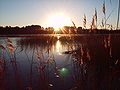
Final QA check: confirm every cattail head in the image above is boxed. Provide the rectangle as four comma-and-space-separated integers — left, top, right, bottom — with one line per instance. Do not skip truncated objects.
86, 51, 91, 61
8, 47, 14, 52
45, 58, 53, 63
83, 14, 86, 28
7, 43, 14, 49
7, 39, 12, 43
6, 39, 15, 52
6, 43, 14, 52
102, 19, 104, 27
35, 53, 42, 63
92, 15, 95, 26
95, 8, 97, 22
91, 15, 95, 30
102, 1, 106, 15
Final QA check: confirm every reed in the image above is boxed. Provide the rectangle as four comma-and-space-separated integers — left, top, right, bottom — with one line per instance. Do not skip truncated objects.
0, 38, 23, 90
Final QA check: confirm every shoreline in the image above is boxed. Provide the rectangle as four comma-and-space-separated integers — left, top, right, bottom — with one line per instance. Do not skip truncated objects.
1, 33, 120, 37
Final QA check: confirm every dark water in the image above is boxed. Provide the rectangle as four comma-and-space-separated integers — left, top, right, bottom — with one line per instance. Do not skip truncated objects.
0, 34, 120, 90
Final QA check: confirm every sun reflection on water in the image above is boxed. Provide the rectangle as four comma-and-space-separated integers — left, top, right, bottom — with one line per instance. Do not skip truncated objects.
56, 40, 62, 55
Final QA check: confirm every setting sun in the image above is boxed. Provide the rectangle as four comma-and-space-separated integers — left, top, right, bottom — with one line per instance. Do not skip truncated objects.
47, 13, 71, 30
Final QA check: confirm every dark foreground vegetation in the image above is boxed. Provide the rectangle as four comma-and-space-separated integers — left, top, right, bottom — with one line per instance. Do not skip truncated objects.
0, 35, 120, 90
0, 25, 120, 35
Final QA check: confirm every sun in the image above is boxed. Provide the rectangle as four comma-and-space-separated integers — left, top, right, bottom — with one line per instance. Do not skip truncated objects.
47, 13, 71, 31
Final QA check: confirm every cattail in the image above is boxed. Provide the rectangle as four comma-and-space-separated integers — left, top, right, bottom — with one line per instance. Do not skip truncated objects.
87, 51, 91, 61
110, 25, 113, 30
7, 43, 14, 49
91, 15, 95, 30
102, 19, 104, 27
8, 47, 14, 52
104, 39, 107, 48
7, 39, 12, 43
45, 58, 53, 63
92, 15, 95, 26
71, 20, 76, 33
83, 14, 86, 28
102, 1, 106, 15
80, 58, 83, 65
35, 53, 42, 63
6, 39, 15, 52
81, 47, 84, 56
95, 8, 97, 23
37, 56, 42, 63
72, 21, 76, 28
37, 56, 41, 60
110, 0, 112, 4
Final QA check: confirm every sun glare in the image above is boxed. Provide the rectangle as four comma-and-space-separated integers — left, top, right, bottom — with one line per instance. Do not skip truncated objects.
47, 13, 71, 31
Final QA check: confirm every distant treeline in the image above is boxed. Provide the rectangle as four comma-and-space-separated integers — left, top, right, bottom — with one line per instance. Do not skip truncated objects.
0, 25, 120, 35
0, 25, 54, 34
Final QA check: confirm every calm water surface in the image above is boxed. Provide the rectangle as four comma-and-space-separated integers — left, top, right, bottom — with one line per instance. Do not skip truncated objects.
0, 34, 120, 90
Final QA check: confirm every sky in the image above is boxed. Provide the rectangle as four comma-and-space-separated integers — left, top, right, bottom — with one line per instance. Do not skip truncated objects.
0, 0, 119, 28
